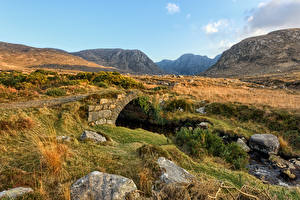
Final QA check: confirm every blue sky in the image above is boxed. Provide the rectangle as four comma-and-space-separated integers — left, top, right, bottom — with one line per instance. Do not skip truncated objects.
1, 0, 299, 61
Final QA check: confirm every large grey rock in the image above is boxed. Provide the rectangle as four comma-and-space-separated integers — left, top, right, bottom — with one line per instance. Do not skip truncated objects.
249, 134, 280, 155
70, 171, 137, 200
237, 138, 250, 152
0, 187, 33, 199
80, 130, 107, 143
157, 157, 194, 184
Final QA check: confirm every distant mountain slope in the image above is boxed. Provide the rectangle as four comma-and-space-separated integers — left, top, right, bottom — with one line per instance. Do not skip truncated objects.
203, 28, 300, 77
72, 49, 164, 74
0, 42, 112, 71
156, 54, 221, 75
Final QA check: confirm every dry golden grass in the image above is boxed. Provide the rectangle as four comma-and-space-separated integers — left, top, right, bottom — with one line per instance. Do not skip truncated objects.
135, 75, 300, 112
27, 127, 72, 176
174, 84, 300, 111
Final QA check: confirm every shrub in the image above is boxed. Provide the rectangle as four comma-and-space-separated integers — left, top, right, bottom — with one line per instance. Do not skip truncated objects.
0, 117, 34, 135
223, 143, 249, 170
175, 127, 248, 169
46, 88, 66, 97
153, 86, 168, 91
164, 99, 194, 112
96, 81, 108, 88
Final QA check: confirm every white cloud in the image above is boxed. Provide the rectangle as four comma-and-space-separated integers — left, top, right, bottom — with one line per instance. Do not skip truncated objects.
186, 14, 191, 19
203, 19, 229, 34
257, 2, 267, 8
247, 16, 254, 22
245, 0, 300, 36
218, 40, 235, 51
166, 3, 180, 14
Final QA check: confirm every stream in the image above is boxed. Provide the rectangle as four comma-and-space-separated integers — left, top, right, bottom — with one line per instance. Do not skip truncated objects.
248, 152, 300, 187
116, 101, 300, 187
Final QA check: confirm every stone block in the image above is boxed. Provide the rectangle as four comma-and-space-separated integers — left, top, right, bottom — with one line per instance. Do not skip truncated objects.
100, 99, 108, 104
96, 118, 107, 125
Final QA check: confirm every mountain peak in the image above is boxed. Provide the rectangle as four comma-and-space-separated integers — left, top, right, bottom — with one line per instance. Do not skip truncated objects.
157, 53, 220, 75
72, 48, 163, 74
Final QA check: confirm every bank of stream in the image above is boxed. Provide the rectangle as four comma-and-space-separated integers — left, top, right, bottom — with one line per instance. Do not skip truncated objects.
115, 100, 300, 187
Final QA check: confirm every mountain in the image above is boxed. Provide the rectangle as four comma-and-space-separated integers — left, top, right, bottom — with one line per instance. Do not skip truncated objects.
0, 42, 114, 72
72, 49, 164, 74
203, 28, 300, 77
156, 54, 221, 75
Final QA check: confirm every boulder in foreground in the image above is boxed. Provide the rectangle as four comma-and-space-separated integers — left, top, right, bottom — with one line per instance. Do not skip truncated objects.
70, 171, 137, 200
80, 130, 107, 143
0, 187, 33, 199
157, 157, 195, 184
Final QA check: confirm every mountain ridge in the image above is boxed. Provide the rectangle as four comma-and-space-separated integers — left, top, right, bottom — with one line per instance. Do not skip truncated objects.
0, 41, 114, 72
72, 48, 164, 74
203, 28, 300, 77
156, 54, 221, 75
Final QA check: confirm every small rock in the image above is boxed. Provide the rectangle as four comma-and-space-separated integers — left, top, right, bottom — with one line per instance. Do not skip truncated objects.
195, 107, 206, 114
289, 158, 300, 168
0, 187, 33, 199
236, 138, 250, 152
56, 136, 73, 143
178, 107, 184, 112
269, 155, 295, 169
249, 134, 280, 155
197, 122, 210, 129
281, 169, 297, 180
80, 130, 107, 143
100, 99, 108, 104
70, 171, 137, 200
157, 157, 194, 184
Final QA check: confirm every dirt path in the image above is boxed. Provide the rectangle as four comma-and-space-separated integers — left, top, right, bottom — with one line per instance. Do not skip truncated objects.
0, 94, 91, 110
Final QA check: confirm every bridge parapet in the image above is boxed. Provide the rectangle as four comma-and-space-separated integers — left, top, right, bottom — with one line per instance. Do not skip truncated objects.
88, 91, 139, 125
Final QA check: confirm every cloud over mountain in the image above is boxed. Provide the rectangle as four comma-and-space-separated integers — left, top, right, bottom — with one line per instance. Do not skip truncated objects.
245, 0, 300, 35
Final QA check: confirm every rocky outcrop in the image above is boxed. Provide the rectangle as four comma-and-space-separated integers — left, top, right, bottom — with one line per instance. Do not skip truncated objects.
0, 187, 33, 199
249, 134, 280, 155
70, 171, 137, 200
157, 54, 221, 75
157, 157, 194, 184
80, 130, 107, 143
72, 49, 164, 75
203, 28, 300, 77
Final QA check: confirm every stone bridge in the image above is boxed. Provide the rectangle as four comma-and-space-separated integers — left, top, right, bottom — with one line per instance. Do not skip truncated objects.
88, 91, 140, 125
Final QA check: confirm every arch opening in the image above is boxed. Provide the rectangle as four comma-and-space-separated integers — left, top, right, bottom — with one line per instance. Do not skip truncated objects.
115, 98, 154, 130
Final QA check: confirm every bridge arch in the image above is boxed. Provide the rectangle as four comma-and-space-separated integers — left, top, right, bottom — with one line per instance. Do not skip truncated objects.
88, 91, 140, 125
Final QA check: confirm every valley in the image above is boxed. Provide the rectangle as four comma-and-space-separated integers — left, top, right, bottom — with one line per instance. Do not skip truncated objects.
0, 69, 299, 199
0, 29, 300, 200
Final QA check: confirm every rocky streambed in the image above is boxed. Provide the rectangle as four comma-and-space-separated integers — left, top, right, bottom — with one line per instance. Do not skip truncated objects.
238, 134, 300, 187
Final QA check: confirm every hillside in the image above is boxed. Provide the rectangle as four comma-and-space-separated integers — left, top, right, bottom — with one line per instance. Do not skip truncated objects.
203, 28, 300, 77
0, 42, 114, 72
0, 71, 299, 199
157, 54, 220, 75
72, 49, 164, 74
